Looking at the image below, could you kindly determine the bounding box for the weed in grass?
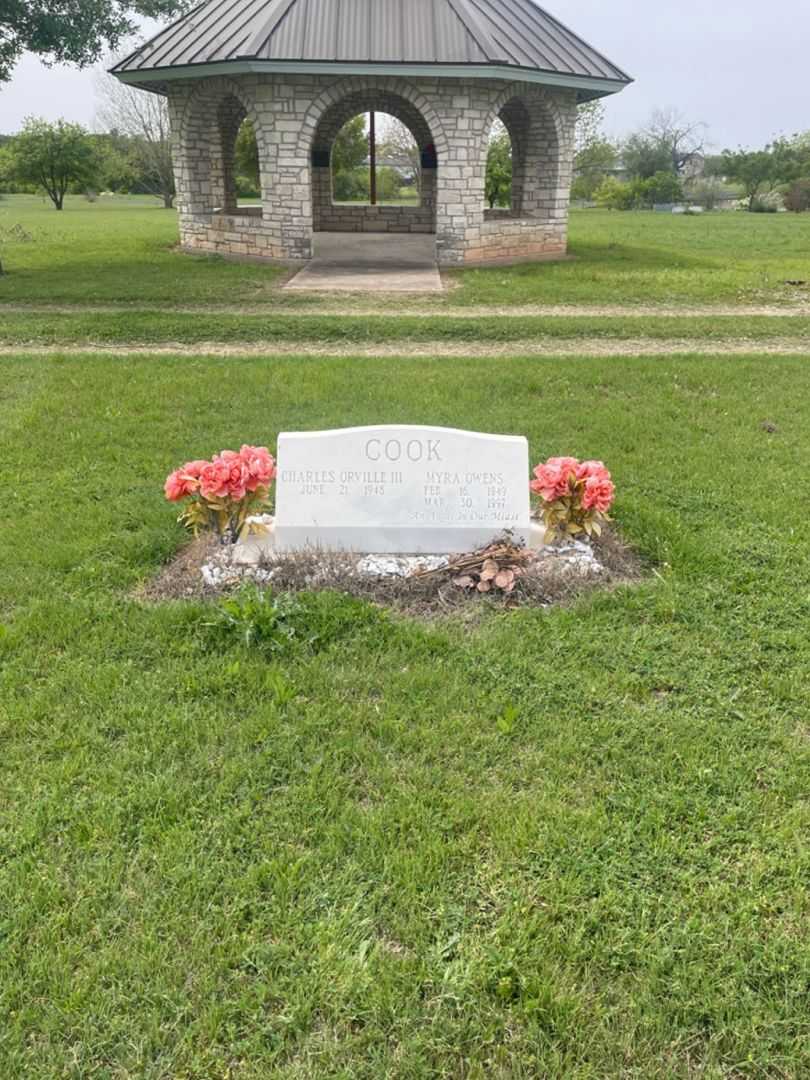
[208,583,387,655]
[210,585,312,651]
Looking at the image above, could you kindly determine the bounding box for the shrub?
[333,166,369,202]
[235,174,260,199]
[594,176,637,210]
[641,170,683,206]
[688,177,725,210]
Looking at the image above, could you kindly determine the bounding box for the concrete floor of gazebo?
[284,233,442,293]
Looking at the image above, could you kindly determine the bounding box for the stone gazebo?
[112,0,630,266]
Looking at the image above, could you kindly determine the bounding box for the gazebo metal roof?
[112,0,631,99]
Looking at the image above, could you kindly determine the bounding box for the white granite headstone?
[261,425,530,554]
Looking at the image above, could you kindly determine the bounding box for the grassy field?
[2,197,810,1076]
[2,193,810,308]
[2,352,810,1077]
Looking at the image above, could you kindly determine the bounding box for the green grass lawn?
[2,194,810,308]
[3,352,810,1077]
[1,309,810,348]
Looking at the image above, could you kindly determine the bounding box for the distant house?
[680,153,705,180]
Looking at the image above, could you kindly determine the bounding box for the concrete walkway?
[284,232,442,292]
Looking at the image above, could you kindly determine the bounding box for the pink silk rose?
[199,458,232,500]
[216,451,250,501]
[182,459,209,479]
[576,460,610,482]
[164,468,196,502]
[239,445,276,491]
[530,456,579,502]
[581,474,615,513]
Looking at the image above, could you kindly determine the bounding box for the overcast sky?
[0,0,806,148]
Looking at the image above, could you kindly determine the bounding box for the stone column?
[430,80,494,266]
[520,89,577,228]
[254,75,314,261]
[167,84,224,217]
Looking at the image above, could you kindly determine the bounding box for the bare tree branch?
[96,70,176,207]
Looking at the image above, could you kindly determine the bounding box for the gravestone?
[239,425,532,557]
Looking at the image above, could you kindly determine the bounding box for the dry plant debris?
[413,541,535,594]
[138,529,644,617]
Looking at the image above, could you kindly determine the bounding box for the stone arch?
[298,76,450,164]
[176,77,267,217]
[481,85,565,222]
[299,79,448,235]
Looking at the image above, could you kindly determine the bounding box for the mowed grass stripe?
[2,311,810,346]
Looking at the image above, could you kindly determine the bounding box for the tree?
[0,0,192,85]
[94,133,137,192]
[96,73,176,207]
[621,132,673,180]
[3,118,98,209]
[376,116,421,192]
[331,115,370,201]
[331,115,368,174]
[571,100,618,200]
[575,100,607,156]
[572,138,618,200]
[622,108,706,179]
[644,108,706,175]
[485,126,512,209]
[721,148,778,211]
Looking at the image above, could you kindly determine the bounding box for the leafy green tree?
[331,116,368,169]
[621,132,673,180]
[485,129,512,209]
[0,0,192,84]
[572,138,618,200]
[721,148,779,211]
[3,118,99,209]
[331,115,370,201]
[94,134,136,192]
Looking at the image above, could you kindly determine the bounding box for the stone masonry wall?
[166,73,577,266]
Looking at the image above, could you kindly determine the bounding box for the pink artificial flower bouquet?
[530,456,615,543]
[165,445,276,543]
